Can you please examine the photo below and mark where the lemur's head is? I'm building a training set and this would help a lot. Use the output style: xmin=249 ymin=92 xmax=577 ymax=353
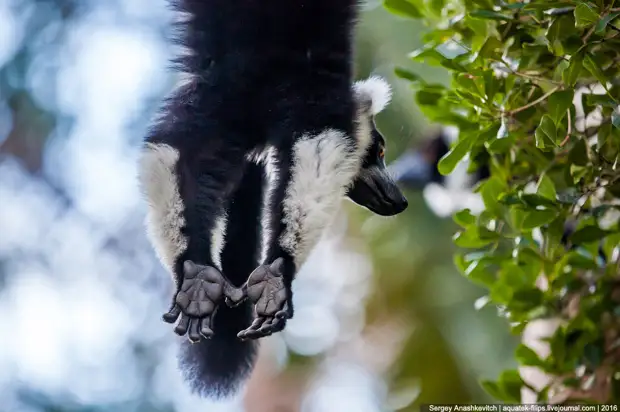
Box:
xmin=346 ymin=76 xmax=408 ymax=216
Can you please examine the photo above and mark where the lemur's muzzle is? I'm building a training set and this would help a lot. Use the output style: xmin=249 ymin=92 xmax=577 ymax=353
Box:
xmin=347 ymin=165 xmax=408 ymax=216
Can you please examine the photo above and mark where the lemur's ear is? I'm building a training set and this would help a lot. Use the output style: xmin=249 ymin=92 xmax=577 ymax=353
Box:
xmin=353 ymin=75 xmax=392 ymax=116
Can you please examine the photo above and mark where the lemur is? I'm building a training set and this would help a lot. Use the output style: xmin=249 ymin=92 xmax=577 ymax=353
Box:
xmin=137 ymin=0 xmax=407 ymax=399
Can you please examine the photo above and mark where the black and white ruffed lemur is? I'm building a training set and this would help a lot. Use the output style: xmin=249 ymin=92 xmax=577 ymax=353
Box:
xmin=137 ymin=0 xmax=408 ymax=399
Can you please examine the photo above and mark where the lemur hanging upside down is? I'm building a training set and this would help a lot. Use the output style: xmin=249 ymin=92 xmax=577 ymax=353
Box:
xmin=137 ymin=0 xmax=407 ymax=398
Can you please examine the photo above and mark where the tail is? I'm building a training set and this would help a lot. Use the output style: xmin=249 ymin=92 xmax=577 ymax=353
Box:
xmin=178 ymin=302 xmax=257 ymax=398
xmin=168 ymin=0 xmax=359 ymax=76
xmin=178 ymin=160 xmax=266 ymax=398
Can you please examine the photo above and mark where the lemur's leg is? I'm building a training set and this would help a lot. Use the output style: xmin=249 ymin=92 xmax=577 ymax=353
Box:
xmin=138 ymin=140 xmax=246 ymax=343
xmin=237 ymin=130 xmax=369 ymax=340
xmin=219 ymin=159 xmax=266 ymax=289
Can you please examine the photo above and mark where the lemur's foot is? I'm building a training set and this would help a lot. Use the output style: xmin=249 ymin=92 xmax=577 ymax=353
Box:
xmin=163 ymin=260 xmax=243 ymax=343
xmin=237 ymin=258 xmax=291 ymax=340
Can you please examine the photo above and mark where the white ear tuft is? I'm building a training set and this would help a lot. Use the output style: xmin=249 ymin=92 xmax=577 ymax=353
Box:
xmin=353 ymin=75 xmax=393 ymax=115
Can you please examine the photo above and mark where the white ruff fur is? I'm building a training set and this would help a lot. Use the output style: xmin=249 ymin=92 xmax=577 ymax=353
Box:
xmin=353 ymin=75 xmax=392 ymax=116
xmin=138 ymin=143 xmax=188 ymax=275
xmin=354 ymin=106 xmax=373 ymax=157
xmin=278 ymin=75 xmax=393 ymax=268
xmin=280 ymin=129 xmax=363 ymax=267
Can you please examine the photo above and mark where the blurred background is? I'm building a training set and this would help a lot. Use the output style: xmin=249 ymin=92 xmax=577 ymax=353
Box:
xmin=0 ymin=0 xmax=518 ymax=411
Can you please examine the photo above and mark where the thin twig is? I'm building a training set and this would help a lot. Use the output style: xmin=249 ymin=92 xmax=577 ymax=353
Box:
xmin=514 ymin=71 xmax=564 ymax=86
xmin=506 ymin=86 xmax=561 ymax=115
xmin=492 ymin=59 xmax=564 ymax=86
xmin=609 ymin=23 xmax=620 ymax=33
xmin=561 ymin=109 xmax=572 ymax=147
xmin=583 ymin=25 xmax=597 ymax=43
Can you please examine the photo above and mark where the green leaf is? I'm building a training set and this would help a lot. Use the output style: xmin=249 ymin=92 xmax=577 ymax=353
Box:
xmin=394 ymin=67 xmax=422 ymax=83
xmin=453 ymin=227 xmax=496 ymax=248
xmin=478 ymin=36 xmax=504 ymax=59
xmin=521 ymin=210 xmax=558 ymax=230
xmin=549 ymin=328 xmax=567 ymax=369
xmin=464 ymin=260 xmax=496 ymax=287
xmin=480 ymin=176 xmax=507 ymax=215
xmin=455 ymin=73 xmax=483 ymax=97
xmin=428 ymin=0 xmax=446 ymax=16
xmin=565 ymin=252 xmax=599 ymax=270
xmin=548 ymin=90 xmax=574 ymax=125
xmin=586 ymin=94 xmax=617 ymax=108
xmin=440 ymin=58 xmax=467 ymax=72
xmin=437 ymin=133 xmax=477 ymax=175
xmin=520 ymin=194 xmax=557 ymax=208
xmin=409 ymin=47 xmax=444 ymax=65
xmin=483 ymin=70 xmax=499 ymax=103
xmin=516 ymin=344 xmax=546 ymax=367
xmin=471 ymin=0 xmax=494 ymax=8
xmin=546 ymin=16 xmax=574 ymax=56
xmin=498 ymin=262 xmax=533 ymax=289
xmin=535 ymin=115 xmax=558 ymax=150
xmin=537 ymin=174 xmax=557 ymax=201
xmin=543 ymin=216 xmax=566 ymax=258
xmin=574 ymin=3 xmax=600 ymax=28
xmin=569 ymin=165 xmax=588 ymax=184
xmin=603 ymin=233 xmax=620 ymax=262
xmin=454 ymin=209 xmax=476 ymax=227
xmin=511 ymin=288 xmax=544 ymax=310
xmin=562 ymin=52 xmax=583 ymax=87
xmin=568 ymin=137 xmax=589 ymax=166
xmin=469 ymin=10 xmax=513 ymax=21
xmin=595 ymin=12 xmax=619 ymax=34
xmin=498 ymin=370 xmax=524 ymax=402
xmin=570 ymin=225 xmax=611 ymax=244
xmin=383 ymin=0 xmax=423 ymax=19
xmin=416 ymin=85 xmax=444 ymax=106
xmin=490 ymin=281 xmax=513 ymax=304
xmin=612 ymin=112 xmax=620 ymax=130
xmin=583 ymin=54 xmax=609 ymax=91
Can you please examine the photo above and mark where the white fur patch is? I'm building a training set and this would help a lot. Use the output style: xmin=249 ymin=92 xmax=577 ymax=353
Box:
xmin=259 ymin=147 xmax=279 ymax=265
xmin=280 ymin=130 xmax=362 ymax=267
xmin=353 ymin=75 xmax=392 ymax=115
xmin=354 ymin=106 xmax=373 ymax=157
xmin=243 ymin=145 xmax=281 ymax=265
xmin=138 ymin=143 xmax=188 ymax=275
xmin=210 ymin=212 xmax=228 ymax=271
xmin=244 ymin=146 xmax=271 ymax=165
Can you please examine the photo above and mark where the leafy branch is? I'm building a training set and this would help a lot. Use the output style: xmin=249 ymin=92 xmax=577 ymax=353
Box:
xmin=385 ymin=0 xmax=620 ymax=405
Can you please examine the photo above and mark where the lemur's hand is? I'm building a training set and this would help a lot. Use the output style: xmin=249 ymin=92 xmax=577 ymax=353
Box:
xmin=163 ymin=260 xmax=243 ymax=343
xmin=237 ymin=258 xmax=291 ymax=340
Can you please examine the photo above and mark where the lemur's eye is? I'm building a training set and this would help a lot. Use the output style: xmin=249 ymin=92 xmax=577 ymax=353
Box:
xmin=378 ymin=148 xmax=385 ymax=159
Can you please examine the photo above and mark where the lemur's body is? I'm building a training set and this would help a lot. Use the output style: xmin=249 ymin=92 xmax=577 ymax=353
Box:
xmin=138 ymin=0 xmax=407 ymax=398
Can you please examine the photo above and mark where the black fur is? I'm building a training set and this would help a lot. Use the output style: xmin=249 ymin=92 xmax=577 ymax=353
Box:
xmin=178 ymin=161 xmax=263 ymax=398
xmin=145 ymin=0 xmax=362 ymax=399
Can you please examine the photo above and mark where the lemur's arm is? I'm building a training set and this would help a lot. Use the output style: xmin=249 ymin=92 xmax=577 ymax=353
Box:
xmin=138 ymin=86 xmax=248 ymax=343
xmin=236 ymin=77 xmax=393 ymax=339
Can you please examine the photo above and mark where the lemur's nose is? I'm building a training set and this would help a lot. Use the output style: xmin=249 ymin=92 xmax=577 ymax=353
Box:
xmin=392 ymin=195 xmax=408 ymax=214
